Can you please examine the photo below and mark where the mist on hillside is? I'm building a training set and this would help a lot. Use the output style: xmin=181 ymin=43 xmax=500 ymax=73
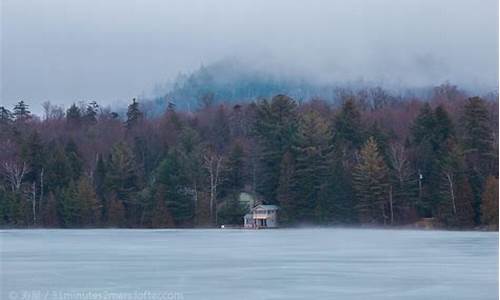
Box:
xmin=2 ymin=0 xmax=498 ymax=113
xmin=140 ymin=58 xmax=498 ymax=117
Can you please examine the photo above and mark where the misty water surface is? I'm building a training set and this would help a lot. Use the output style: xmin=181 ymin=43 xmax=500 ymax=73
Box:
xmin=1 ymin=229 xmax=498 ymax=300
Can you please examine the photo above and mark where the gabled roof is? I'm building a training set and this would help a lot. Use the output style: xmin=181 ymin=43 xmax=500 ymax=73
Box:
xmin=253 ymin=204 xmax=279 ymax=210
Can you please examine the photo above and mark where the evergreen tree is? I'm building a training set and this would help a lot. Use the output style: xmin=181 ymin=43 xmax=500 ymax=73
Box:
xmin=175 ymin=126 xmax=203 ymax=224
xmin=410 ymin=104 xmax=456 ymax=218
xmin=0 ymin=106 xmax=13 ymax=125
xmin=106 ymin=143 xmax=138 ymax=203
xmin=462 ymin=97 xmax=495 ymax=170
xmin=462 ymin=97 xmax=496 ymax=223
xmin=83 ymin=101 xmax=99 ymax=125
xmin=411 ymin=103 xmax=436 ymax=146
xmin=13 ymin=101 xmax=31 ymax=121
xmin=366 ymin=122 xmax=391 ymax=163
xmin=125 ymin=98 xmax=143 ymax=130
xmin=331 ymin=98 xmax=365 ymax=223
xmin=333 ymin=98 xmax=364 ymax=151
xmin=156 ymin=150 xmax=194 ymax=225
xmin=254 ymin=94 xmax=298 ymax=204
xmin=64 ymin=140 xmax=83 ymax=181
xmin=66 ymin=104 xmax=82 ymax=128
xmin=44 ymin=143 xmax=72 ymax=192
xmin=434 ymin=106 xmax=455 ymax=148
xmin=21 ymin=131 xmax=45 ymax=184
xmin=353 ymin=137 xmax=390 ymax=224
xmin=58 ymin=182 xmax=80 ymax=227
xmin=105 ymin=143 xmax=139 ymax=224
xmin=290 ymin=111 xmax=333 ymax=223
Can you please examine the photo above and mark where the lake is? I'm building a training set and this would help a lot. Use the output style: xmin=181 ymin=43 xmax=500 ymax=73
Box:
xmin=0 ymin=229 xmax=498 ymax=300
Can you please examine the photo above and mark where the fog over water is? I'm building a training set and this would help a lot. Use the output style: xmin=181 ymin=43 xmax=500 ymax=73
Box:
xmin=1 ymin=229 xmax=498 ymax=300
xmin=1 ymin=0 xmax=498 ymax=112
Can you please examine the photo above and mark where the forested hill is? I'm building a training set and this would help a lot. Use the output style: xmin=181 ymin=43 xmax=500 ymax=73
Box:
xmin=0 ymin=87 xmax=498 ymax=229
xmin=143 ymin=60 xmax=324 ymax=115
xmin=142 ymin=60 xmax=472 ymax=116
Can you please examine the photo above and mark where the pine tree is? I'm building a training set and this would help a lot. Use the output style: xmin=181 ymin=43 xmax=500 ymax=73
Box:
xmin=434 ymin=106 xmax=455 ymax=149
xmin=58 ymin=182 xmax=80 ymax=227
xmin=66 ymin=104 xmax=82 ymax=128
xmin=462 ymin=97 xmax=495 ymax=169
xmin=156 ymin=150 xmax=194 ymax=225
xmin=411 ymin=103 xmax=435 ymax=146
xmin=106 ymin=143 xmax=138 ymax=203
xmin=410 ymin=104 xmax=456 ymax=219
xmin=44 ymin=143 xmax=72 ymax=192
xmin=462 ymin=97 xmax=496 ymax=224
xmin=177 ymin=126 xmax=203 ymax=221
xmin=333 ymin=98 xmax=364 ymax=151
xmin=0 ymin=106 xmax=13 ymax=125
xmin=366 ymin=122 xmax=391 ymax=163
xmin=254 ymin=94 xmax=298 ymax=204
xmin=353 ymin=137 xmax=390 ymax=224
xmin=21 ymin=131 xmax=45 ymax=184
xmin=291 ymin=111 xmax=333 ymax=223
xmin=83 ymin=101 xmax=99 ymax=125
xmin=5 ymin=191 xmax=29 ymax=226
xmin=125 ymin=98 xmax=143 ymax=130
xmin=331 ymin=98 xmax=365 ymax=223
xmin=13 ymin=101 xmax=31 ymax=121
xmin=64 ymin=140 xmax=83 ymax=182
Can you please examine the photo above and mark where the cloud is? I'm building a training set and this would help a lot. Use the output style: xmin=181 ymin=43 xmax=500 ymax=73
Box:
xmin=1 ymin=0 xmax=498 ymax=113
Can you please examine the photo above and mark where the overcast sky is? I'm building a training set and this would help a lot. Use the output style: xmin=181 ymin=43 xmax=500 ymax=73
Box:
xmin=1 ymin=0 xmax=498 ymax=113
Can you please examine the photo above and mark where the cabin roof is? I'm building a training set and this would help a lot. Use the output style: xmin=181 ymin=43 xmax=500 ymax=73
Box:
xmin=253 ymin=205 xmax=279 ymax=210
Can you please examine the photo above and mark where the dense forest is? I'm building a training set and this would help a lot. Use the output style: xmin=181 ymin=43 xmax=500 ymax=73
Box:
xmin=0 ymin=84 xmax=498 ymax=229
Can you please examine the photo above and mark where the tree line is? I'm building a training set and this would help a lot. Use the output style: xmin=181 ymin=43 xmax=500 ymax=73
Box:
xmin=0 ymin=84 xmax=498 ymax=229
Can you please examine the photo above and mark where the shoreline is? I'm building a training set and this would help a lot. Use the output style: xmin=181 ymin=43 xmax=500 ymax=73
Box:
xmin=1 ymin=225 xmax=498 ymax=233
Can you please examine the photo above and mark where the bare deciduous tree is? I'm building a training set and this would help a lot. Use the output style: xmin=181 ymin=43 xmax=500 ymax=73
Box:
xmin=389 ymin=143 xmax=409 ymax=184
xmin=2 ymin=161 xmax=29 ymax=192
xmin=202 ymin=148 xmax=224 ymax=225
